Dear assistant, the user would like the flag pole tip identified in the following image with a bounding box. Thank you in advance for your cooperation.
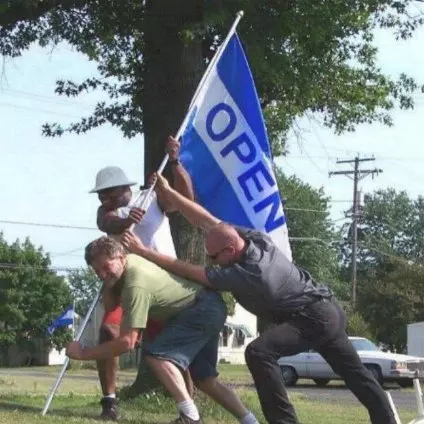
[237,10,244,18]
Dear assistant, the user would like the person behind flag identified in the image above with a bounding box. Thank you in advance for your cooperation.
[121,174,397,424]
[90,136,195,420]
[66,237,259,424]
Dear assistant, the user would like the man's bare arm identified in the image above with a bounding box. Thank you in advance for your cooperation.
[156,136,195,213]
[97,207,132,234]
[158,162,195,213]
[66,328,141,360]
[169,189,220,231]
[156,175,219,231]
[123,232,211,287]
[171,161,194,202]
[142,247,210,286]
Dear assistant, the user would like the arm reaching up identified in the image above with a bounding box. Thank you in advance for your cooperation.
[154,136,195,213]
[166,136,194,202]
[155,174,220,232]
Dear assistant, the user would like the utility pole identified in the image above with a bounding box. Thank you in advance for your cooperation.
[329,156,382,308]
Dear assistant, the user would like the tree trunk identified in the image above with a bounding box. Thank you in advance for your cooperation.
[131,0,205,395]
[143,0,205,262]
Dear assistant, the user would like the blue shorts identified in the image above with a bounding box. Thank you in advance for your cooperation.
[143,289,227,382]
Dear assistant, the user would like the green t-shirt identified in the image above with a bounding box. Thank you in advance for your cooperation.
[120,254,202,330]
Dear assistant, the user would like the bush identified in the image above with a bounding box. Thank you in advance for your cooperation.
[346,310,374,340]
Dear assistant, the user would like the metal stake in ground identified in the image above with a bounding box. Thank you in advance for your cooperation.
[41,288,102,416]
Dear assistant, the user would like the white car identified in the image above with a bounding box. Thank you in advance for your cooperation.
[277,336,424,387]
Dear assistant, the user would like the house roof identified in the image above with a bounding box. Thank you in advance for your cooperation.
[225,323,254,337]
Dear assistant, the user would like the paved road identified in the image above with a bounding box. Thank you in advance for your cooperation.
[0,369,419,410]
[289,384,416,409]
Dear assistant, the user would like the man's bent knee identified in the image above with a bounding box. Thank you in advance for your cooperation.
[195,375,217,392]
[245,341,259,365]
[99,324,120,344]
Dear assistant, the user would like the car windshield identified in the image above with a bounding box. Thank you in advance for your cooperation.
[351,338,381,352]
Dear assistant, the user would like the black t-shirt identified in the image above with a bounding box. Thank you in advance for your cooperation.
[205,227,333,323]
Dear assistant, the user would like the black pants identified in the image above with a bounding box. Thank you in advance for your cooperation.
[244,299,396,424]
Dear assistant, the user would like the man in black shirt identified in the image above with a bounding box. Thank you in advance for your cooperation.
[121,174,396,424]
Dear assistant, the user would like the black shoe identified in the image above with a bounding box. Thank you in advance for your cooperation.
[170,414,203,424]
[100,397,119,421]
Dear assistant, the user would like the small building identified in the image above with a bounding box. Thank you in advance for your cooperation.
[407,321,424,356]
[1,334,71,367]
[218,303,257,364]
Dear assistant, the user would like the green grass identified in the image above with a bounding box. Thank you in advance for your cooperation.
[217,364,253,385]
[0,366,418,424]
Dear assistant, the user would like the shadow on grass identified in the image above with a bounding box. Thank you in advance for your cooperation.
[0,399,174,423]
[0,399,140,423]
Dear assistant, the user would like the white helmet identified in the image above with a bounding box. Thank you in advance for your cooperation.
[89,166,137,193]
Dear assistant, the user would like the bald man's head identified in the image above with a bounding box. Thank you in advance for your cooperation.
[205,223,246,265]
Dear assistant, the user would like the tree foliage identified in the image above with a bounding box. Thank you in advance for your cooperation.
[358,260,424,352]
[277,170,348,298]
[339,189,424,351]
[0,233,73,365]
[67,267,101,317]
[346,309,375,341]
[340,189,424,280]
[0,1,423,158]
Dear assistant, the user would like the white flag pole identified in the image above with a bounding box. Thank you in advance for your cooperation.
[129,10,245,226]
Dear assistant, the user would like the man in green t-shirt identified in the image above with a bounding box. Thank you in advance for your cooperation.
[66,236,259,424]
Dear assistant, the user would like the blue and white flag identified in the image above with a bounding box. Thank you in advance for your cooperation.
[180,34,292,260]
[47,305,74,335]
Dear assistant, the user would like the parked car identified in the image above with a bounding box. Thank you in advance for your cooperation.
[277,336,424,387]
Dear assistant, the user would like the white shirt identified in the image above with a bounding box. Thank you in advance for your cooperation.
[116,190,177,258]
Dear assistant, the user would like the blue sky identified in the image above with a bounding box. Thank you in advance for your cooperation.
[1,26,423,270]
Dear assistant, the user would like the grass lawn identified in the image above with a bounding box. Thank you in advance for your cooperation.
[0,365,418,424]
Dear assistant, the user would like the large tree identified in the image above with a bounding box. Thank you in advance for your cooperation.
[1,1,423,256]
[1,1,422,152]
[339,189,424,350]
[0,233,73,366]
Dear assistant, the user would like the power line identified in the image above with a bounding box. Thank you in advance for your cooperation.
[0,210,343,232]
[358,241,415,266]
[292,142,328,177]
[284,207,328,213]
[0,219,98,231]
[50,247,85,257]
[289,237,343,244]
[0,263,83,272]
[1,88,95,110]
[0,101,83,118]
[286,154,424,163]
